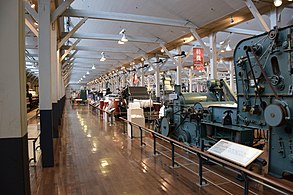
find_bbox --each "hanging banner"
[193,47,204,70]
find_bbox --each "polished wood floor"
[29,102,291,195]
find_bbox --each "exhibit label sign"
[207,139,263,167]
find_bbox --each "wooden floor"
[29,102,291,195]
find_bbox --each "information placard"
[207,139,263,167]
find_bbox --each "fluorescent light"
[274,0,282,7]
[118,40,125,44]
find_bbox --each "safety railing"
[89,103,293,195]
[118,117,292,195]
[89,103,115,125]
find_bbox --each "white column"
[147,76,151,91]
[189,68,193,92]
[130,73,134,86]
[196,83,200,92]
[269,8,281,29]
[50,21,59,137]
[39,0,52,111]
[155,66,160,100]
[140,62,145,87]
[111,77,115,92]
[57,50,61,100]
[209,33,217,80]
[229,61,235,91]
[176,47,182,85]
[122,74,126,88]
[0,0,30,192]
[39,0,54,167]
[51,22,58,104]
[0,0,26,138]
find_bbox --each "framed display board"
[207,139,263,167]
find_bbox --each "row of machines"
[156,25,293,179]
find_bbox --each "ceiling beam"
[24,1,38,23]
[62,50,78,68]
[245,0,270,32]
[190,28,211,57]
[25,15,39,37]
[66,32,163,44]
[58,17,87,49]
[51,0,75,24]
[224,27,263,36]
[217,33,232,56]
[127,2,276,74]
[63,9,196,28]
[26,45,38,49]
[61,45,142,54]
[60,39,80,61]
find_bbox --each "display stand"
[127,103,145,138]
[208,139,263,167]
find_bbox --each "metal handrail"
[118,117,293,195]
[89,103,293,194]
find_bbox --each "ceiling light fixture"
[121,33,128,42]
[92,64,96,69]
[183,36,194,43]
[31,3,35,8]
[230,16,234,24]
[119,29,128,43]
[86,71,90,75]
[274,0,282,6]
[83,75,86,78]
[80,78,83,81]
[226,42,232,51]
[100,52,106,61]
[160,48,164,53]
[141,57,144,61]
[118,40,125,44]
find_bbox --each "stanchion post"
[110,112,114,125]
[198,153,203,186]
[171,142,175,167]
[242,172,249,195]
[123,120,126,134]
[139,127,143,146]
[153,133,156,155]
[129,123,133,139]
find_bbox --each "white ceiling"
[24,0,293,85]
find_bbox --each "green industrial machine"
[156,79,237,147]
[231,25,293,178]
